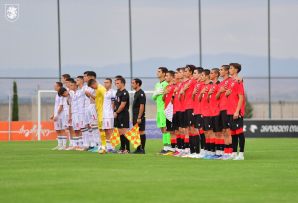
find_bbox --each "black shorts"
[203,116,212,131]
[227,115,244,130]
[176,111,184,128]
[114,111,130,129]
[184,109,194,127]
[132,114,145,131]
[219,110,229,129]
[212,115,222,132]
[172,113,179,131]
[194,114,203,129]
[166,119,174,132]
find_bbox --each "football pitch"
[0,138,297,203]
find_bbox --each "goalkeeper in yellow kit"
[87,78,107,154]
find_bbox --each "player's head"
[185,64,195,78]
[83,71,90,83]
[114,75,123,86]
[87,71,96,80]
[229,63,241,75]
[131,78,142,90]
[165,70,175,83]
[88,79,98,89]
[104,78,112,90]
[54,82,63,92]
[201,69,210,81]
[115,77,126,90]
[65,78,74,88]
[58,87,68,97]
[193,67,203,80]
[76,76,84,86]
[61,74,70,84]
[176,67,184,79]
[219,65,230,77]
[210,68,220,80]
[69,78,77,91]
[157,67,168,79]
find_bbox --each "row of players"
[153,64,246,160]
[51,63,246,160]
[51,71,147,154]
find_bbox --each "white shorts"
[83,108,90,127]
[102,118,114,130]
[88,104,98,126]
[72,113,84,131]
[54,114,64,131]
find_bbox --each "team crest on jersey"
[5,4,19,22]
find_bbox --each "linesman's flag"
[110,128,120,148]
[124,124,141,149]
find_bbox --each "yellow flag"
[110,128,120,148]
[124,124,141,149]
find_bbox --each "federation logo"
[5,4,19,22]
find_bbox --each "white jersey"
[103,89,116,119]
[77,87,85,114]
[83,84,95,107]
[54,94,63,117]
[70,89,85,114]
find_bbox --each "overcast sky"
[0,0,298,77]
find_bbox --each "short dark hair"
[88,79,97,87]
[211,68,220,77]
[116,77,126,85]
[66,78,75,83]
[229,63,242,73]
[166,70,175,77]
[105,78,112,83]
[58,87,67,96]
[69,79,76,84]
[194,67,204,74]
[77,76,84,80]
[56,82,63,88]
[203,69,210,76]
[114,75,123,80]
[62,74,71,79]
[158,67,168,74]
[185,64,196,74]
[83,71,89,75]
[176,67,184,72]
[221,65,230,71]
[87,71,96,78]
[133,78,142,86]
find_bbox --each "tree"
[12,81,19,121]
[244,94,253,119]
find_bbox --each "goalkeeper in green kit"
[152,67,171,154]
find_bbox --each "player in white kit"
[84,71,101,152]
[50,82,66,150]
[102,78,116,152]
[68,79,84,149]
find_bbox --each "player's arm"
[216,86,225,100]
[57,97,63,115]
[234,94,243,119]
[199,86,206,101]
[191,87,197,100]
[233,83,244,119]
[138,94,146,120]
[138,104,145,121]
[68,97,72,123]
[115,101,127,114]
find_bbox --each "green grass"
[0,139,298,203]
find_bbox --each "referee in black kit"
[131,78,146,154]
[114,76,130,154]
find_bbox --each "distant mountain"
[0,53,298,102]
